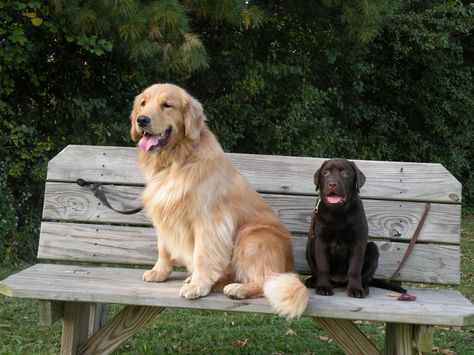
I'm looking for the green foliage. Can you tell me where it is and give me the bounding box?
[0,165,17,262]
[0,0,473,263]
[48,0,264,72]
[192,0,474,206]
[322,0,402,42]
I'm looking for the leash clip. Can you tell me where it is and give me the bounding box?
[313,197,321,214]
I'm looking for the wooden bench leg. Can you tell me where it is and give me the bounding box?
[87,303,108,337]
[384,323,413,355]
[39,300,65,325]
[78,305,164,355]
[313,318,380,355]
[40,301,107,335]
[61,302,91,355]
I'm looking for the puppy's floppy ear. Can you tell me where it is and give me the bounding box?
[130,94,142,142]
[182,93,205,141]
[313,161,327,192]
[349,161,366,192]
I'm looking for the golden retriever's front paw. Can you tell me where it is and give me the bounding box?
[142,269,170,282]
[223,283,247,299]
[179,283,210,299]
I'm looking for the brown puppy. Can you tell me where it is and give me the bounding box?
[306,159,406,297]
[130,83,309,318]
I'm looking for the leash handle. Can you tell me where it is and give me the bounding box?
[76,178,144,215]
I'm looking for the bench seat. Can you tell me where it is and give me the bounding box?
[2,264,473,327]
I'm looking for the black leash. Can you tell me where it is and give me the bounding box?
[76,178,144,215]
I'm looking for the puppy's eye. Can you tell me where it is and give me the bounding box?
[322,170,331,177]
[341,170,350,177]
[161,102,172,110]
[140,100,146,107]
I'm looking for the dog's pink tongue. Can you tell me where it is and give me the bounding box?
[138,135,160,152]
[327,195,343,204]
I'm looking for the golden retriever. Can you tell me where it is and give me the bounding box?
[130,83,309,318]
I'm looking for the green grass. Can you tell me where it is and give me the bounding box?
[1,216,473,354]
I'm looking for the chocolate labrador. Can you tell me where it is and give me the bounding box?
[305,158,406,297]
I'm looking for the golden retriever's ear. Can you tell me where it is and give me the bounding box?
[182,94,204,141]
[130,95,141,142]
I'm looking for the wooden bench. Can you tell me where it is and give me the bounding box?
[1,144,473,354]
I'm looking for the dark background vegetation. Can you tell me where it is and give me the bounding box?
[1,0,473,262]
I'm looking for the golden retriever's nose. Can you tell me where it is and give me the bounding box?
[137,115,151,128]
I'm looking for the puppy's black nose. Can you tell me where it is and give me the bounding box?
[137,115,151,128]
[329,182,337,189]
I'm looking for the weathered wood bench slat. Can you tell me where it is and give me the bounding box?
[43,182,461,243]
[46,145,461,203]
[1,264,472,326]
[38,222,460,284]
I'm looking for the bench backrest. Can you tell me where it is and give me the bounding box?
[39,145,462,285]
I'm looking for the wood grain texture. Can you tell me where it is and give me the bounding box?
[384,323,413,355]
[61,302,90,355]
[47,145,461,203]
[42,182,461,243]
[313,318,380,355]
[78,305,164,355]
[2,264,473,326]
[87,303,107,338]
[38,222,156,265]
[38,222,460,284]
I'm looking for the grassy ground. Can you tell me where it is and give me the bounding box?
[1,216,473,354]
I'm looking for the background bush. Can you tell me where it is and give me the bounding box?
[1,0,473,262]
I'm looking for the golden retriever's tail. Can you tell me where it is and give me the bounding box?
[263,273,309,319]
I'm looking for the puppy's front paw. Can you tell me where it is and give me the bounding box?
[142,268,170,282]
[347,286,366,298]
[179,283,210,299]
[316,285,334,296]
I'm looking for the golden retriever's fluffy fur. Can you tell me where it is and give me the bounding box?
[130,83,308,318]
